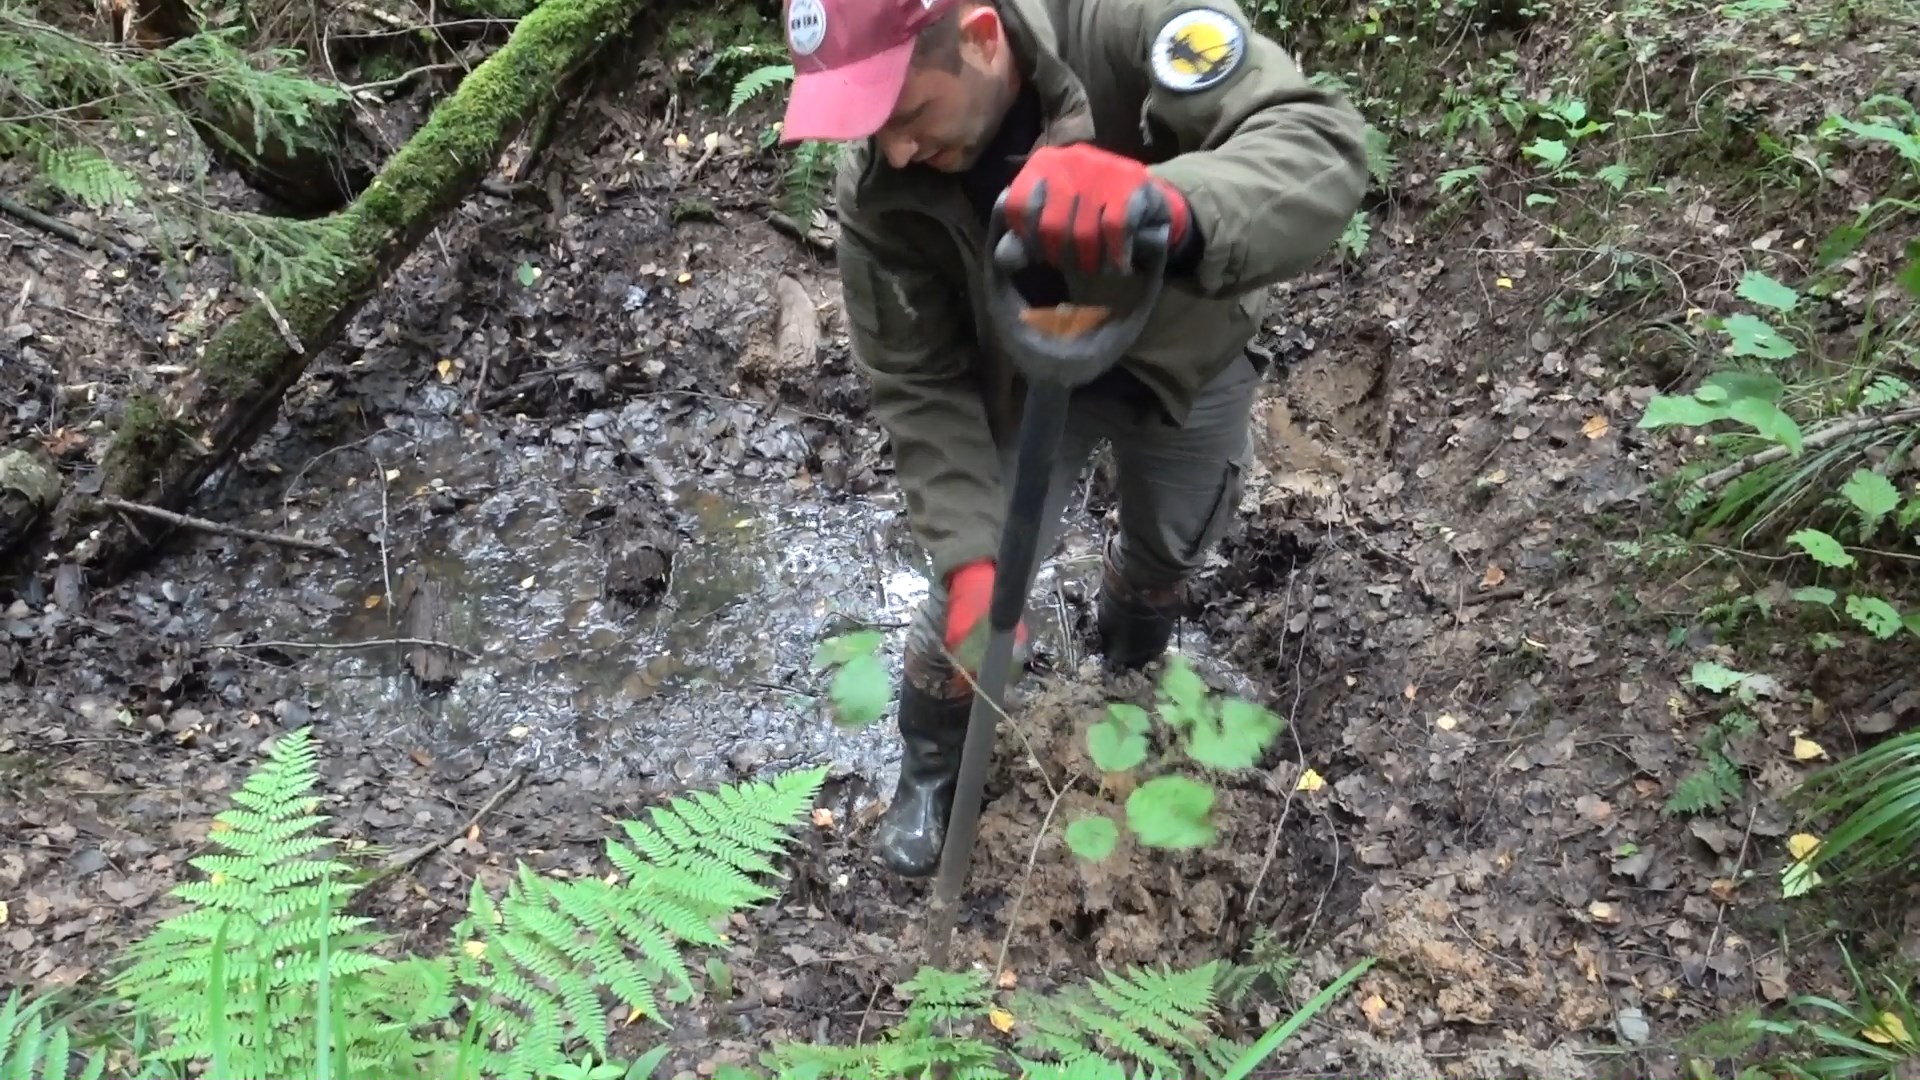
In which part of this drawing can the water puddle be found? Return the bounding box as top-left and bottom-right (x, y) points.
(202, 396), (1249, 793)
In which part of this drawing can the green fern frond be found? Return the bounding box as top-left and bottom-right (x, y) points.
(782, 138), (837, 221)
(729, 62), (794, 115)
(1013, 962), (1222, 1078)
(451, 766), (828, 1080)
(109, 726), (389, 1075)
(0, 990), (109, 1080)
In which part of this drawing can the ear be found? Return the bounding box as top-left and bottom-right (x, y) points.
(956, 3), (1003, 61)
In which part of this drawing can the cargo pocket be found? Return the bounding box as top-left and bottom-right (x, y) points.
(1179, 446), (1248, 568)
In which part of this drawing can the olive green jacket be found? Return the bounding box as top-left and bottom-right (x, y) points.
(833, 0), (1369, 582)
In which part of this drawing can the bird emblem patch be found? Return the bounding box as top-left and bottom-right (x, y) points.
(1149, 7), (1246, 93)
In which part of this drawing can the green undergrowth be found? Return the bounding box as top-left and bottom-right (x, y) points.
(1, 724), (1369, 1080)
(0, 0), (353, 290)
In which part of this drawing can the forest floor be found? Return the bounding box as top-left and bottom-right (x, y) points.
(3, 0), (1919, 1076)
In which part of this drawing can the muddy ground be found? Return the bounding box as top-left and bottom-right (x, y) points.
(5, 27), (1918, 1080)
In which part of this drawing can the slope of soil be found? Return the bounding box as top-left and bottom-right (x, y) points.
(5, 1), (1920, 1076)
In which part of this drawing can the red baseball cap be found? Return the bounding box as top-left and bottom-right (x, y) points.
(779, 0), (960, 143)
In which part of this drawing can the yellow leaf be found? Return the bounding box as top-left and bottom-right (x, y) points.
(518, 574), (536, 589)
(1360, 993), (1391, 1027)
(462, 940), (487, 959)
(1496, 276), (1514, 289)
(437, 358), (454, 383)
(1787, 833), (1822, 861)
(988, 1008), (1015, 1033)
(676, 272), (693, 284)
(1862, 1011), (1910, 1046)
(364, 594), (382, 609)
(0, 900), (9, 925)
(1582, 414), (1610, 439)
(211, 871), (227, 886)
(1436, 713), (1458, 731)
(1793, 736), (1827, 761)
(1296, 767), (1326, 792)
(385, 468), (401, 482)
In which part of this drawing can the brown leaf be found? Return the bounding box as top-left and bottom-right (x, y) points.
(1582, 414), (1610, 439)
(1481, 564), (1507, 588)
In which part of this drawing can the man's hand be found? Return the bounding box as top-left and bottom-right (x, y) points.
(1000, 144), (1191, 275)
(944, 559), (1028, 681)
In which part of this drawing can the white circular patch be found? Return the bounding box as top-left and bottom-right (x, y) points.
(1148, 7), (1246, 93)
(787, 0), (827, 56)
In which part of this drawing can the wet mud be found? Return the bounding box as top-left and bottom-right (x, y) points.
(5, 64), (1908, 1080)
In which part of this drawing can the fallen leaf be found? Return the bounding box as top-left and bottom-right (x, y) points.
(0, 900), (7, 925)
(1496, 276), (1514, 289)
(676, 272), (693, 284)
(1481, 564), (1507, 588)
(436, 358), (454, 384)
(988, 1008), (1015, 1034)
(1296, 768), (1326, 793)
(810, 808), (835, 829)
(363, 594), (382, 609)
(996, 969), (1018, 990)
(508, 725), (530, 740)
(1588, 901), (1622, 925)
(462, 940), (486, 959)
(1360, 993), (1392, 1027)
(1403, 684), (1418, 700)
(1436, 713), (1458, 731)
(1582, 414), (1610, 439)
(1709, 878), (1738, 902)
(1792, 736), (1827, 761)
(1862, 1011), (1910, 1047)
(1787, 833), (1822, 861)
(518, 574), (536, 589)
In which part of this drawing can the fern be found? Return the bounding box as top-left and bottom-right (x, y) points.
(728, 62), (794, 115)
(0, 990), (108, 1080)
(1860, 373), (1913, 409)
(1666, 713), (1754, 816)
(764, 966), (1003, 1079)
(449, 766), (827, 1079)
(110, 726), (386, 1076)
(782, 138), (838, 220)
(1012, 962), (1226, 1078)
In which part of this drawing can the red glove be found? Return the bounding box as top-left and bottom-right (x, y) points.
(944, 559), (1029, 677)
(1001, 143), (1191, 275)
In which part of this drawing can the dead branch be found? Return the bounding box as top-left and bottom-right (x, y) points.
(1693, 406), (1920, 494)
(352, 769), (526, 903)
(217, 636), (480, 658)
(96, 496), (349, 556)
(0, 196), (115, 252)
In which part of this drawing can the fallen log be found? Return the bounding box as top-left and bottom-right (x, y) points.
(65, 0), (648, 581)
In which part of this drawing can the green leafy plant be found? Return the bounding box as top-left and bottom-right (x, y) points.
(1067, 657), (1286, 862)
(723, 58), (838, 222)
(812, 629), (892, 729)
(1666, 708), (1757, 817)
(1732, 944), (1919, 1079)
(0, 5), (354, 290)
(5, 724), (1374, 1080)
(106, 725), (830, 1080)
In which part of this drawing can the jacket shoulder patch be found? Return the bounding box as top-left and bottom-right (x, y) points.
(1147, 6), (1246, 94)
(1144, 6), (1251, 93)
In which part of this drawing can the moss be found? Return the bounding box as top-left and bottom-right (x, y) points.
(193, 0), (649, 399)
(102, 395), (190, 500)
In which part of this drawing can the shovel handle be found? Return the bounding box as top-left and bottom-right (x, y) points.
(984, 197), (1170, 388)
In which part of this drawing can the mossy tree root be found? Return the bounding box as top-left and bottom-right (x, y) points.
(77, 0), (650, 581)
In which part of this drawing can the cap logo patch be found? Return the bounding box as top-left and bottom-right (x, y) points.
(787, 0), (827, 56)
(1149, 7), (1245, 93)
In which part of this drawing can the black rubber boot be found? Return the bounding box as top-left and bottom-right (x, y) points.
(871, 680), (972, 878)
(1095, 544), (1182, 671)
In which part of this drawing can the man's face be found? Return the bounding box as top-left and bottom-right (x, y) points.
(873, 11), (1011, 172)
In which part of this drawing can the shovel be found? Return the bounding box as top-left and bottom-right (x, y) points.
(924, 198), (1170, 969)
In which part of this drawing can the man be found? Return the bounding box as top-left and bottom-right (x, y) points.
(779, 0), (1368, 877)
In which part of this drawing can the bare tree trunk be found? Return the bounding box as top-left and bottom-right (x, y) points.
(65, 0), (647, 580)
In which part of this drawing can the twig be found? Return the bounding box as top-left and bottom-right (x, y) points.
(480, 361), (598, 408)
(0, 195), (112, 251)
(354, 769), (526, 899)
(219, 636), (479, 658)
(1692, 407), (1920, 494)
(98, 497), (348, 557)
(250, 287), (304, 355)
(345, 62), (464, 94)
(372, 458), (396, 618)
(1245, 562), (1306, 918)
(1705, 805), (1760, 961)
(993, 770), (1079, 981)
